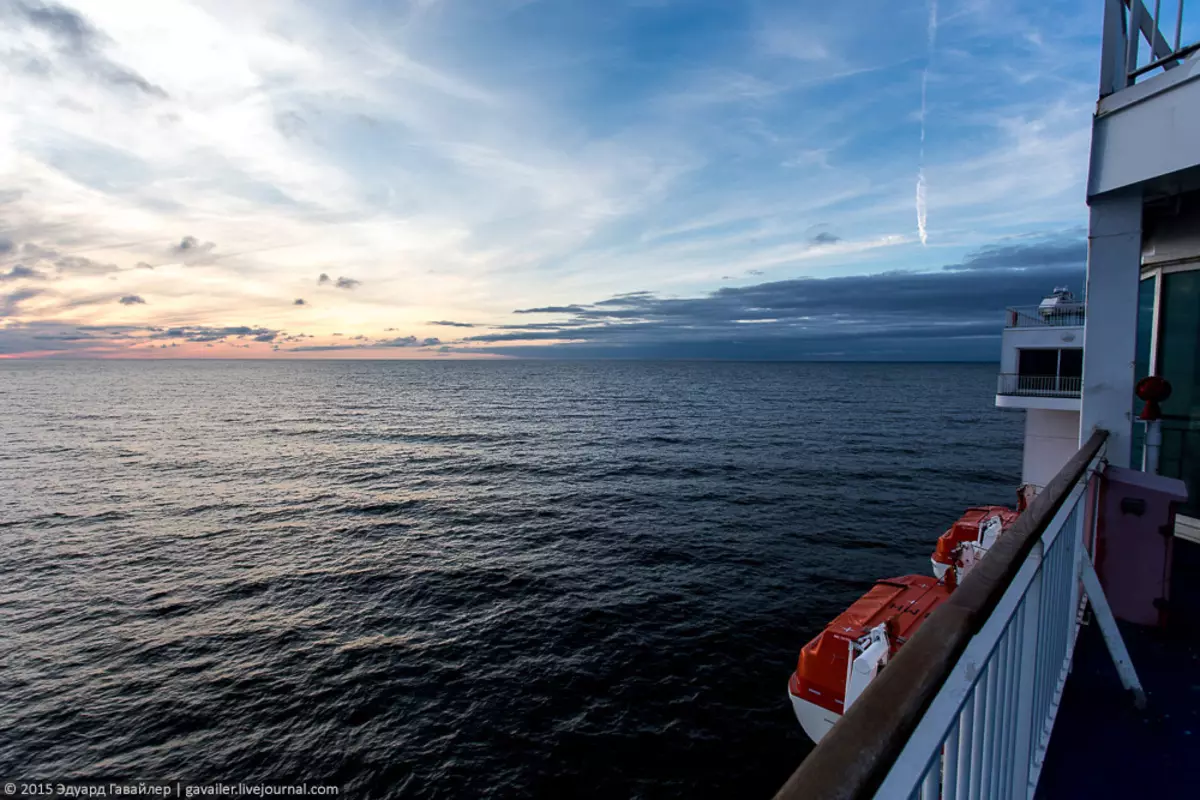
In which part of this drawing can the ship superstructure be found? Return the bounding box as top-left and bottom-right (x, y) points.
(997, 288), (1085, 497)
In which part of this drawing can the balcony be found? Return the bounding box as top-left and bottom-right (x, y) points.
(1101, 0), (1199, 95)
(997, 373), (1083, 398)
(1005, 306), (1086, 329)
(1090, 0), (1200, 196)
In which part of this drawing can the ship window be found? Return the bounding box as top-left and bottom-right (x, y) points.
(1017, 348), (1082, 378)
(1156, 269), (1200, 517)
(1060, 349), (1083, 378)
(1017, 349), (1059, 376)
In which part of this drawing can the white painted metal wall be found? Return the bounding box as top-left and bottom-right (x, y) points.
(1080, 190), (1142, 467)
(1089, 63), (1200, 197)
(1022, 410), (1083, 490)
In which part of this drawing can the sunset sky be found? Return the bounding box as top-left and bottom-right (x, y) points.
(0, 0), (1108, 359)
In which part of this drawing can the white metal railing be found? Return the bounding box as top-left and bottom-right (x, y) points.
(997, 374), (1083, 398)
(1102, 0), (1199, 94)
(1005, 306), (1086, 329)
(872, 449), (1104, 799)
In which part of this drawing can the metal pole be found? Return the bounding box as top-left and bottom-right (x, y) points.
(1080, 558), (1148, 708)
(943, 721), (960, 800)
(1143, 418), (1161, 474)
(955, 704), (973, 799)
(920, 757), (939, 799)
(1176, 0), (1185, 51)
(1152, 0), (1163, 54)
(968, 672), (987, 799)
(1012, 542), (1043, 796)
(1100, 0), (1129, 94)
(1126, 0), (1143, 81)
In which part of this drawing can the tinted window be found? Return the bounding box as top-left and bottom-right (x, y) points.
(1018, 349), (1059, 376)
(1157, 270), (1200, 515)
(1060, 348), (1083, 378)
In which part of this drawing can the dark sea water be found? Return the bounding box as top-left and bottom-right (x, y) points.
(0, 361), (1021, 798)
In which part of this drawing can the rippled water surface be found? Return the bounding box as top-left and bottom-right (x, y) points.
(1, 361), (1021, 797)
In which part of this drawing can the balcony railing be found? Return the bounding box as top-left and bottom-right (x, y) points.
(775, 432), (1108, 800)
(1005, 306), (1085, 329)
(1101, 0), (1200, 94)
(997, 374), (1082, 398)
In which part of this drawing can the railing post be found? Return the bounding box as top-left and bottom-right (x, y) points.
(1125, 0), (1143, 85)
(1071, 473), (1098, 624)
(1100, 0), (1128, 95)
(1012, 539), (1044, 798)
(1176, 0), (1186, 50)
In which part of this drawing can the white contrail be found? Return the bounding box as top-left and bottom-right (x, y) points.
(916, 0), (938, 246)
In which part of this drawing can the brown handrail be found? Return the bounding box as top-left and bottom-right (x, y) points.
(774, 429), (1109, 800)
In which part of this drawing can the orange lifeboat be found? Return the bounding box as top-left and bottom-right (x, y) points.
(930, 505), (1020, 583)
(787, 505), (1020, 743)
(787, 575), (952, 742)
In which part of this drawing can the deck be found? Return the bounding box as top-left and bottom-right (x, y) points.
(1036, 538), (1200, 797)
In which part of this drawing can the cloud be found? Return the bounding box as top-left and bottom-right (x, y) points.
(170, 236), (217, 263)
(428, 320), (475, 328)
(287, 344), (362, 352)
(0, 265), (47, 282)
(0, 238), (13, 255)
(0, 321), (109, 354)
(810, 231), (842, 245)
(4, 242), (119, 276)
(1, 288), (48, 317)
(459, 234), (1087, 360)
(0, 1), (1100, 361)
(286, 332), (441, 352)
(513, 305), (586, 314)
(294, 298), (307, 305)
(118, 294), (145, 305)
(10, 1), (168, 97)
(947, 237), (1087, 271)
(318, 273), (331, 285)
(377, 335), (418, 347)
(334, 276), (360, 290)
(146, 325), (281, 343)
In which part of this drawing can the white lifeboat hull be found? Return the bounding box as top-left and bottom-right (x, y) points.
(788, 688), (839, 743)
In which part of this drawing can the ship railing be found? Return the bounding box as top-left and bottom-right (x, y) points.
(997, 373), (1083, 398)
(1004, 306), (1085, 329)
(1101, 0), (1200, 94)
(775, 430), (1108, 800)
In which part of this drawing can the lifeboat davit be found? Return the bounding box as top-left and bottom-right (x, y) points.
(788, 505), (1020, 743)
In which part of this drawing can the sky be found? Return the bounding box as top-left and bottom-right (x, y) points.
(0, 0), (1105, 360)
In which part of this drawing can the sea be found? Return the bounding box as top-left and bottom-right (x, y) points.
(0, 360), (1022, 798)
